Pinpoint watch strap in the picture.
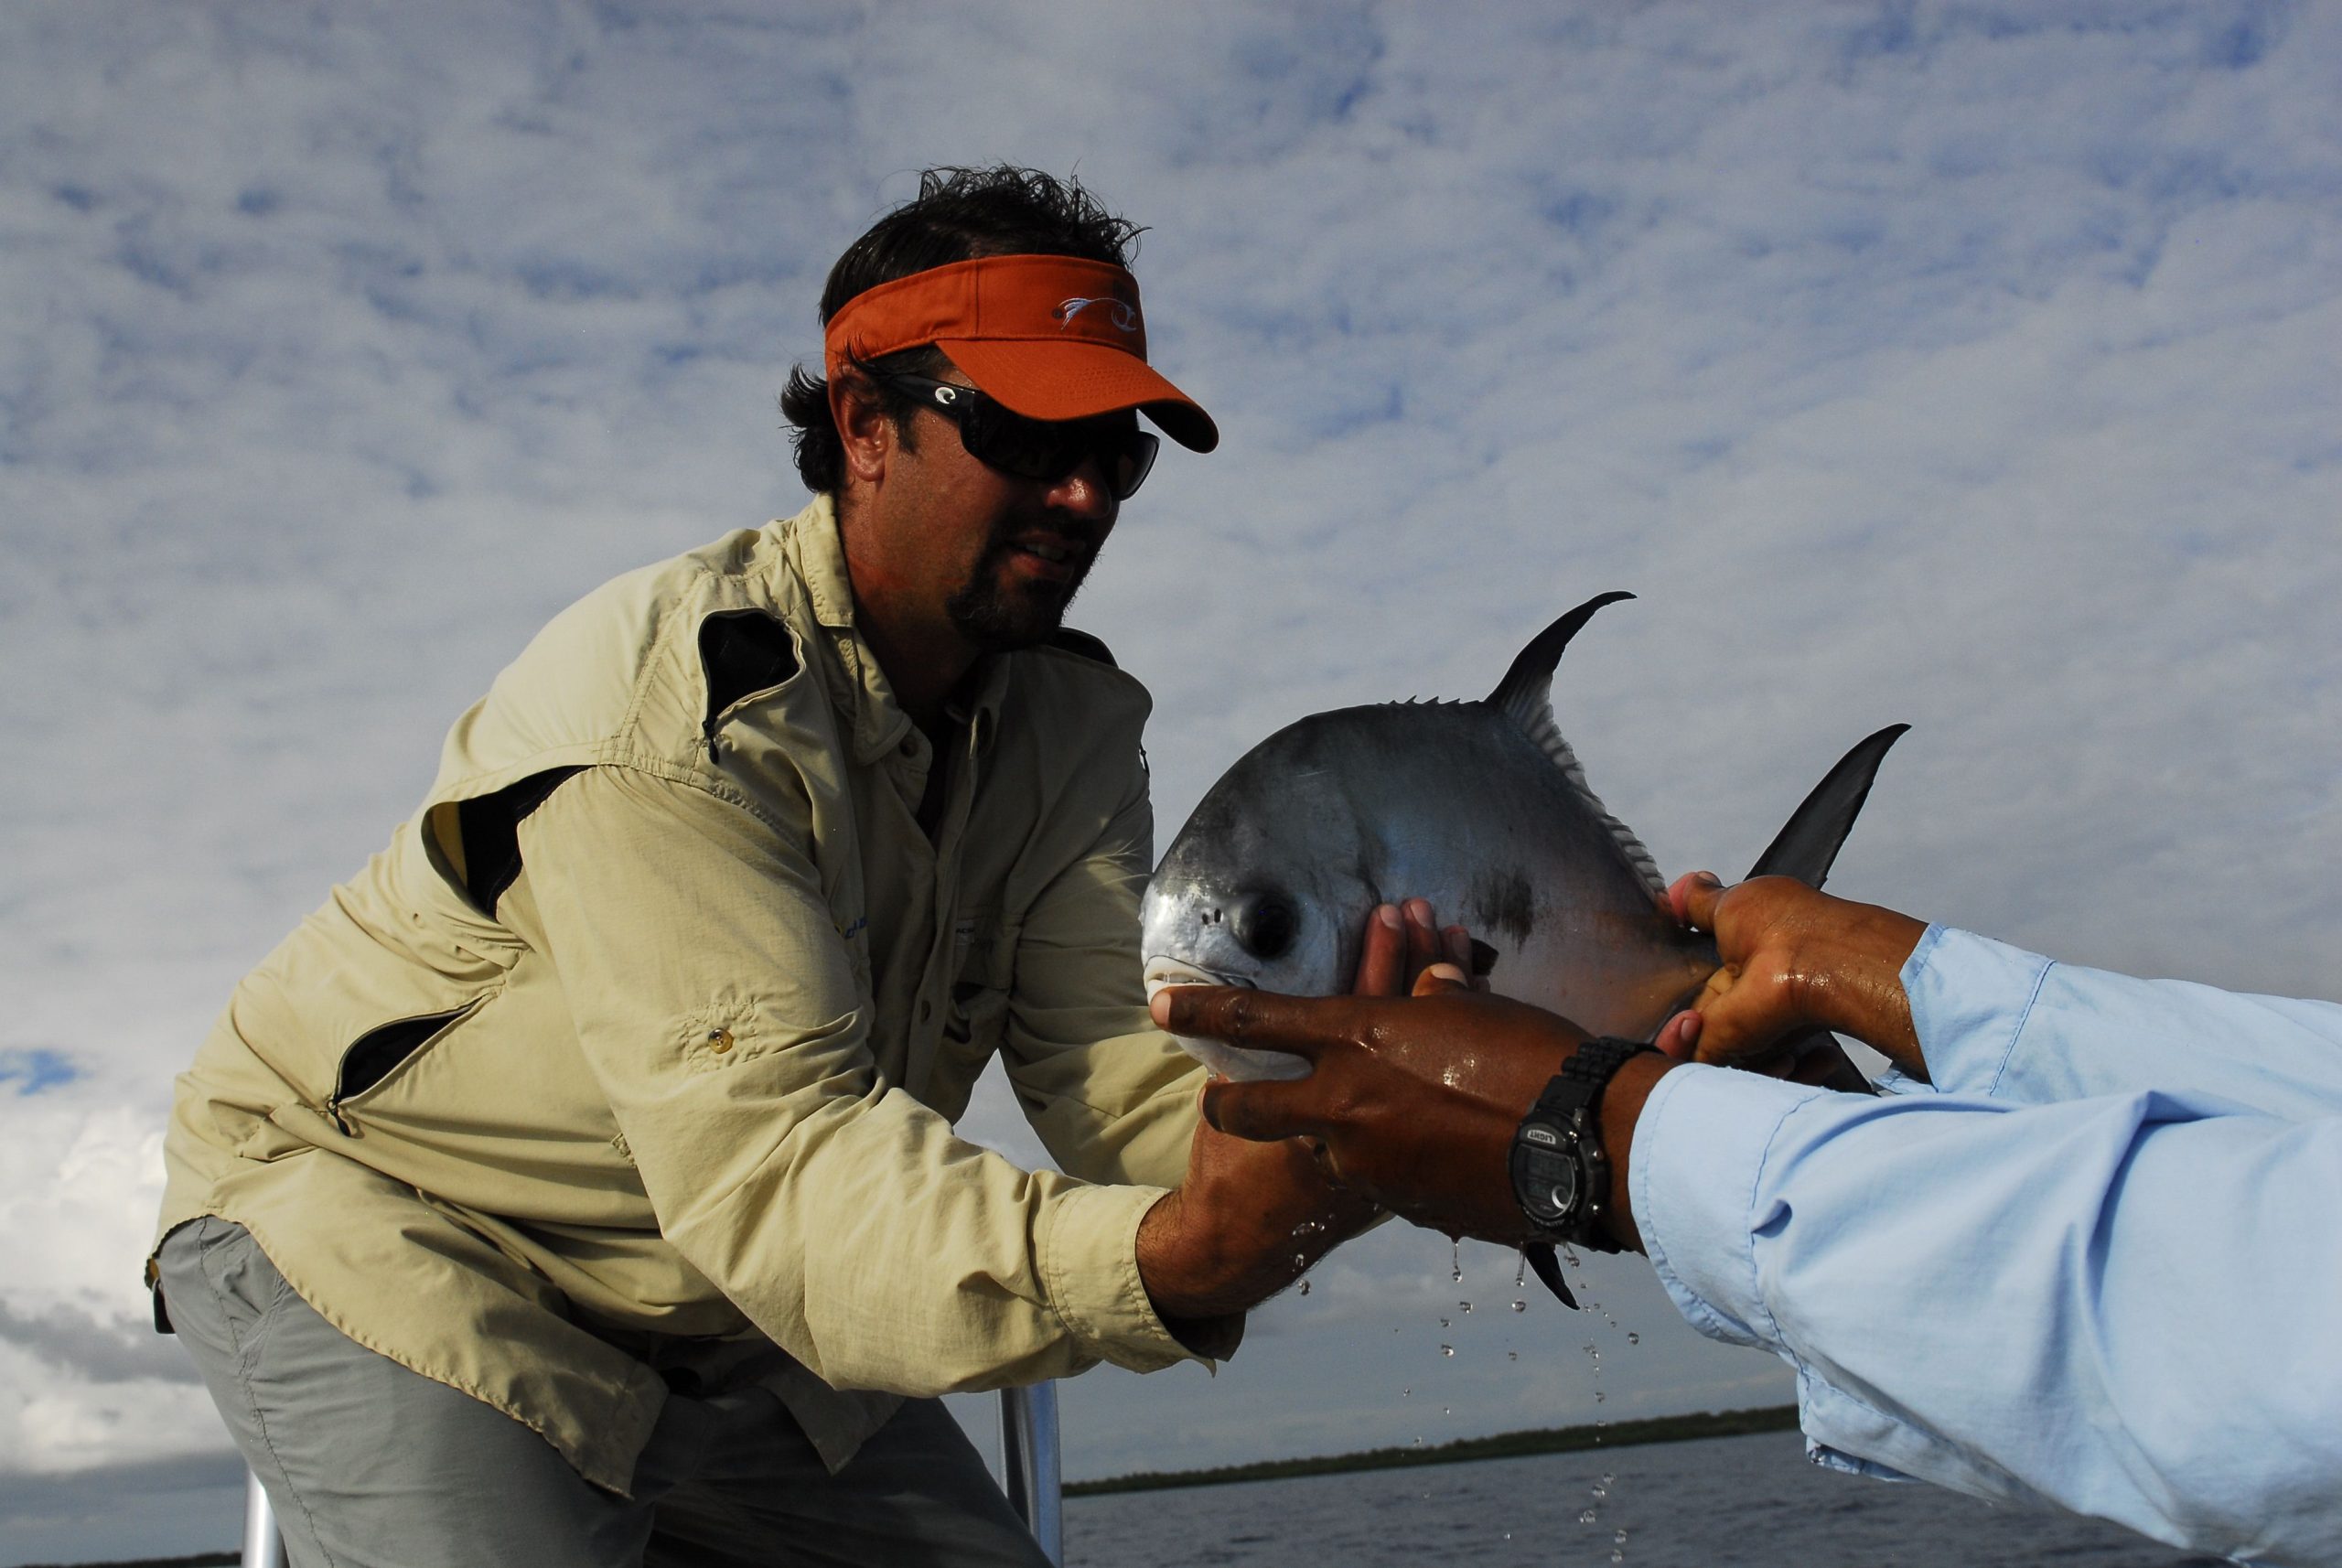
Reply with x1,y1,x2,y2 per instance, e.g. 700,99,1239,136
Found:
1517,1036,1649,1256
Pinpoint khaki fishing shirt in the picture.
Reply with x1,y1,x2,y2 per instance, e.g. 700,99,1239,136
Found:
153,497,1213,1494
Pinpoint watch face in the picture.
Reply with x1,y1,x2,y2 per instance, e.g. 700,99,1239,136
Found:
1539,1155,1580,1220
1515,1135,1581,1226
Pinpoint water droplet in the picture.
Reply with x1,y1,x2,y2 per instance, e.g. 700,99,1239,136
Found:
1413,1435,1423,1446
1615,1529,1628,1544
1577,1509,1597,1526
1513,1250,1528,1287
1451,1239,1463,1282
1440,1345,1455,1357
1562,1246,1582,1269
1595,1391,1606,1403
1439,1317,1450,1329
1402,1386,1411,1397
1601,1473,1614,1486
1592,1485,1607,1500
1507,1351,1518,1361
1610,1552,1623,1564
1510,1299,1526,1312
1292,1252,1307,1269
1501,1532,1511,1542
1627,1332,1639,1345
1442,1405,1451,1415
1297,1279,1311,1296
1458,1301,1472,1313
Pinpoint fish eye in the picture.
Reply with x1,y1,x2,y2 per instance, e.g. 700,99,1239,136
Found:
1230,891,1298,961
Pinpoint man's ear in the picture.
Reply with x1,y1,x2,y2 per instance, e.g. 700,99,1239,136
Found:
830,373,894,487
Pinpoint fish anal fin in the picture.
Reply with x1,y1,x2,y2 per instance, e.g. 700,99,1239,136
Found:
1746,724,1910,889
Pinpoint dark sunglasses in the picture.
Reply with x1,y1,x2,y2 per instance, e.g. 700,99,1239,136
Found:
879,372,1160,500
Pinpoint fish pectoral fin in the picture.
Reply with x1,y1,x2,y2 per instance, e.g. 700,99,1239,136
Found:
1746,724,1910,889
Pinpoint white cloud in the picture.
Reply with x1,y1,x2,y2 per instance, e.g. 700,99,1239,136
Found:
3,0,2337,1554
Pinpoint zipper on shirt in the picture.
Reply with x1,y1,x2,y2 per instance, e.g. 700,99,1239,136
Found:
327,998,484,1135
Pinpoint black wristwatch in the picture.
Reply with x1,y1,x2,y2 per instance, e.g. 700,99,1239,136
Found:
1509,1036,1649,1257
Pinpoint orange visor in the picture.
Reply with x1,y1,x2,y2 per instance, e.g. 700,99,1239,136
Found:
822,254,1218,453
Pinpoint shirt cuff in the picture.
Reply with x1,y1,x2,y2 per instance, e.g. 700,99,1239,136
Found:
1035,1181,1231,1373
1630,1063,1828,1353
1900,926,2054,1099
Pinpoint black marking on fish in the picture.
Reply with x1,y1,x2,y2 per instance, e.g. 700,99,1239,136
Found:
1471,867,1538,947
1468,939,1499,979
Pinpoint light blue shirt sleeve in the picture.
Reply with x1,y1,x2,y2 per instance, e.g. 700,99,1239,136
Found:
1632,1062,2342,1564
1907,924,2342,1114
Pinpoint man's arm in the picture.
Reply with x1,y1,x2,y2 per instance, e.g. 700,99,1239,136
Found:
510,765,1330,1392
1630,1066,2342,1563
1162,971,2342,1562
1665,874,2342,1117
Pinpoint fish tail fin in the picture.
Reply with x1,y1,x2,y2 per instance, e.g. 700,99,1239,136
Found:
1745,724,1910,887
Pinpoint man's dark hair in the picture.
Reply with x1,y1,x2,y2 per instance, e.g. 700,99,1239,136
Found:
779,166,1144,493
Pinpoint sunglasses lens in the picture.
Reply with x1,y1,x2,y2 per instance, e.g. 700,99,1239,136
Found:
960,396,1157,499
1111,433,1159,499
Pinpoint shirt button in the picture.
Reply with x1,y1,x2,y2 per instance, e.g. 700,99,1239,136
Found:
706,1028,734,1054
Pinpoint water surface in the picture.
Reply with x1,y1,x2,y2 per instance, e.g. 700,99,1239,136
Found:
1064,1431,2220,1567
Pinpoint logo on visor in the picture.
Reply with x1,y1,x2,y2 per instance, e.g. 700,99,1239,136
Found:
1054,296,1139,334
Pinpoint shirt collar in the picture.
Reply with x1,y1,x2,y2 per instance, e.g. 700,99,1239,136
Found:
784,494,1009,765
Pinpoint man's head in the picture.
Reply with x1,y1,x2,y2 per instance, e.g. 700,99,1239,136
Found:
783,166,1216,657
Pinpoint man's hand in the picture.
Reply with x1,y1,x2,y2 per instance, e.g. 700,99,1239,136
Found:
1133,901,1456,1324
1653,873,1930,1081
1153,980,1674,1252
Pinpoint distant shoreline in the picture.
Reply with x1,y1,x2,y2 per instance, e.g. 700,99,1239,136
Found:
1065,1403,1801,1497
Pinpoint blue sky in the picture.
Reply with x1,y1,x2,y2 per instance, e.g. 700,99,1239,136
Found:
4,3,2337,1561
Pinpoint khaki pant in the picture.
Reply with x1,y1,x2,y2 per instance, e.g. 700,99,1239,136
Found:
156,1219,1050,1568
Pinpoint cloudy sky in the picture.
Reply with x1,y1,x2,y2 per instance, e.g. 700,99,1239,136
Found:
4,1,2337,1561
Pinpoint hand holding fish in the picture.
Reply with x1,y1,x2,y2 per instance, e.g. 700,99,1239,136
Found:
1655,872,1929,1081
1158,982,1675,1252
1131,903,1456,1326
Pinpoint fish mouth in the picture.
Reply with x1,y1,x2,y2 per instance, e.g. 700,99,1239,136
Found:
1143,957,1308,1081
1142,956,1254,1004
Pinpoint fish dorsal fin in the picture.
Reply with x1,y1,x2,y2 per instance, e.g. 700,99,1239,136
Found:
1746,724,1910,886
1486,592,1663,897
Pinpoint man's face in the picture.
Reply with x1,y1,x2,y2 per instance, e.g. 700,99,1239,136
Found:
882,376,1125,654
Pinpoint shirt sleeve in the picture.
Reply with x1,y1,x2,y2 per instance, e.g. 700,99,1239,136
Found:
1632,1064,2342,1563
997,757,1209,1194
509,764,1206,1396
1907,924,2342,1118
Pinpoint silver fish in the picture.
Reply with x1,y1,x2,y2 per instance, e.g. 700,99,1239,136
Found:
1141,592,1906,1080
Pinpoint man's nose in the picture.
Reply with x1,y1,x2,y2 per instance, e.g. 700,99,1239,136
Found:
1044,457,1118,522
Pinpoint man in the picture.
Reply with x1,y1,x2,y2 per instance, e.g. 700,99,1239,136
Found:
151,166,1369,1568
1163,875,2342,1565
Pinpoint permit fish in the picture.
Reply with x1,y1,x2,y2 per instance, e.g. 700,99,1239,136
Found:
1141,591,1907,1081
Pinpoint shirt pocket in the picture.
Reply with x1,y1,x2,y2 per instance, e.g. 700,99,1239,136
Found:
326,992,494,1135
